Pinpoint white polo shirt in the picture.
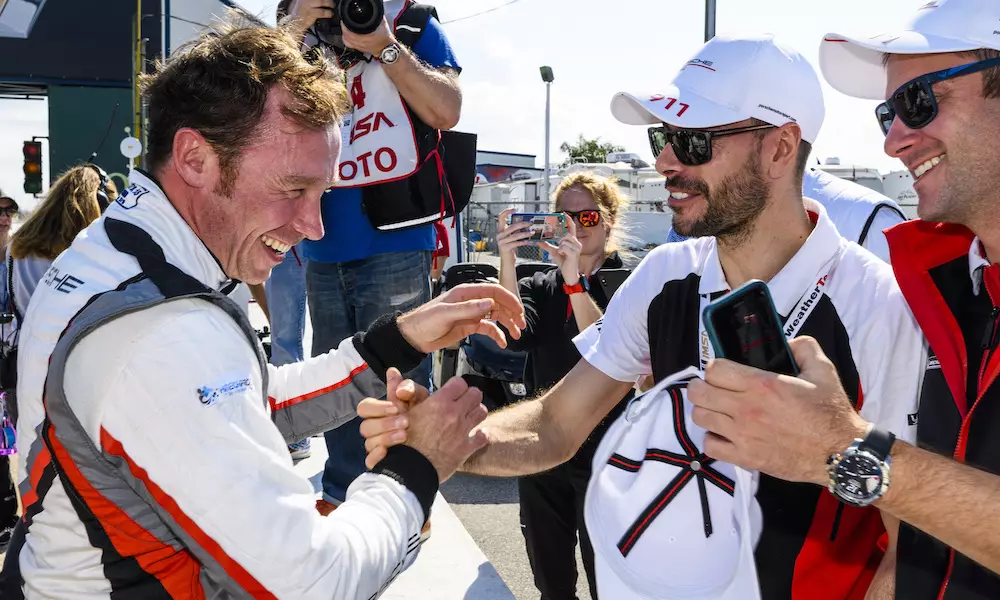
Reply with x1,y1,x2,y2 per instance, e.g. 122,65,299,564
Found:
575,198,926,599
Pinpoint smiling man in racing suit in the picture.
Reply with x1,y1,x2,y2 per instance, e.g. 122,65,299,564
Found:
0,20,524,600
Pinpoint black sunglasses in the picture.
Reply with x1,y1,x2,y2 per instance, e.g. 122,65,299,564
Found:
647,123,775,166
876,57,1000,135
0,206,16,218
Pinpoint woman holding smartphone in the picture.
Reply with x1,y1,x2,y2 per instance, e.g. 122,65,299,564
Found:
495,171,633,600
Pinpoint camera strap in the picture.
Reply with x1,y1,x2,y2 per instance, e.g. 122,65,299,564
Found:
6,252,19,326
697,249,842,371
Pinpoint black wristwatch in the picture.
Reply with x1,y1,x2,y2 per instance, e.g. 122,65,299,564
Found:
826,426,895,507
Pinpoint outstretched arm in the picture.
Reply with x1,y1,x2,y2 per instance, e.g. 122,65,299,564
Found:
461,359,633,476
359,358,632,477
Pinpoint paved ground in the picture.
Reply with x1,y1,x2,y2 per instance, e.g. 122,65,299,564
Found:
441,473,593,600
294,443,516,599
298,442,592,599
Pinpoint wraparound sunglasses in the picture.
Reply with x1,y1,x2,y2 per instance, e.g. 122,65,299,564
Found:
647,123,775,166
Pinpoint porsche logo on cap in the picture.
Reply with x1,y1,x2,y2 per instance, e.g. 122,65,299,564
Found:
685,59,716,70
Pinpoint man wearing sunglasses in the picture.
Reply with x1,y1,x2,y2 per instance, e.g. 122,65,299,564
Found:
683,1,1000,599
358,33,927,600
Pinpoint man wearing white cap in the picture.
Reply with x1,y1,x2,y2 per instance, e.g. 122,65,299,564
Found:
357,33,927,599
687,1,1000,599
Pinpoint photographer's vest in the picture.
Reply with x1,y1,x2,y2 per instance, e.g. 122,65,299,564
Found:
305,2,476,241
330,0,431,189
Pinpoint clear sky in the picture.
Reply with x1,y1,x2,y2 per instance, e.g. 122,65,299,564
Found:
0,0,923,209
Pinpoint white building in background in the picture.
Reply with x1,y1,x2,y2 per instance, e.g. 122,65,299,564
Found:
463,152,919,263
817,157,919,219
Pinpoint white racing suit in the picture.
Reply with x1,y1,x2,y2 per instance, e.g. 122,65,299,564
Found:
0,170,437,599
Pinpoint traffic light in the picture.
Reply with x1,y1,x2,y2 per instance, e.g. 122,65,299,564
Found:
23,140,43,195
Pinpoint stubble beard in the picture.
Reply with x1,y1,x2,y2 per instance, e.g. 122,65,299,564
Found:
671,148,771,250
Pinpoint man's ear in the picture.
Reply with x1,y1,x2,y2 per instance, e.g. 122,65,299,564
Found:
765,123,802,182
171,128,221,190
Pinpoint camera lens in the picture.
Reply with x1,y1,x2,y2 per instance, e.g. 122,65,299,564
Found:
340,0,384,34
345,0,373,23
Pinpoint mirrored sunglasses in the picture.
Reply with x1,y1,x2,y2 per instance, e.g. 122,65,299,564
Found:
875,57,1000,135
563,209,601,227
647,123,775,166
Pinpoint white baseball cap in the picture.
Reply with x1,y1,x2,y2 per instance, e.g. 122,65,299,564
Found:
820,0,1000,100
584,367,763,600
610,33,825,143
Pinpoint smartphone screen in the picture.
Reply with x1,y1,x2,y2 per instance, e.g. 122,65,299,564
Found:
509,213,567,241
705,284,798,376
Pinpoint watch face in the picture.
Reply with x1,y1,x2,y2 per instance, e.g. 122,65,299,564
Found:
381,46,399,63
834,452,884,504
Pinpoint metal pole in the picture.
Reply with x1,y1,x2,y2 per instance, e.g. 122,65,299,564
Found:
705,0,716,42
543,81,551,203
140,36,148,168
134,0,141,151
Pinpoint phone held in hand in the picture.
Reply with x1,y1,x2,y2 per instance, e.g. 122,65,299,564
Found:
596,268,630,299
509,213,567,242
702,280,799,376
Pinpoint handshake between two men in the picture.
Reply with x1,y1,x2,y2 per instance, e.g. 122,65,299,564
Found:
378,282,526,481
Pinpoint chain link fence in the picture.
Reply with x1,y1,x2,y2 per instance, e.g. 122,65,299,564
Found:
459,199,670,269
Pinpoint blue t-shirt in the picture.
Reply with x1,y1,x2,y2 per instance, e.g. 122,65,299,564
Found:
302,15,461,264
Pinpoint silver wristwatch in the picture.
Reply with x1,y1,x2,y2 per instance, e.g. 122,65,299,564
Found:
378,42,401,64
826,426,895,507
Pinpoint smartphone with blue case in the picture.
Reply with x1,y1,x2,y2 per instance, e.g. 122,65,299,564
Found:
701,280,799,376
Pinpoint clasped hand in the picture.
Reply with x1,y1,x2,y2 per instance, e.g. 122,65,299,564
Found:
359,369,487,482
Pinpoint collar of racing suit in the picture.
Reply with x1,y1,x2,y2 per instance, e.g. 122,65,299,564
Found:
112,169,235,293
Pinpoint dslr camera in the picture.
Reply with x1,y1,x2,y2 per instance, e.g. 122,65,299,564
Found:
317,0,385,36
278,0,385,36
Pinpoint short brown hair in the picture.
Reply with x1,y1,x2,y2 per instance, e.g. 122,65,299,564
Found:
881,49,1000,98
960,48,1000,97
10,165,103,261
142,17,349,188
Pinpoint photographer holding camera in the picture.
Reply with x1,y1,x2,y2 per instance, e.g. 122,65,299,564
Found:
278,0,462,522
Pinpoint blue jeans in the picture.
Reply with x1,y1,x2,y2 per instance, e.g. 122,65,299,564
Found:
307,250,433,504
265,246,307,367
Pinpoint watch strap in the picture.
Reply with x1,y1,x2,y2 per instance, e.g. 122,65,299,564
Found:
378,42,400,63
857,426,895,461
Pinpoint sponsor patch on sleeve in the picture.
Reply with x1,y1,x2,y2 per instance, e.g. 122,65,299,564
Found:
196,375,254,406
